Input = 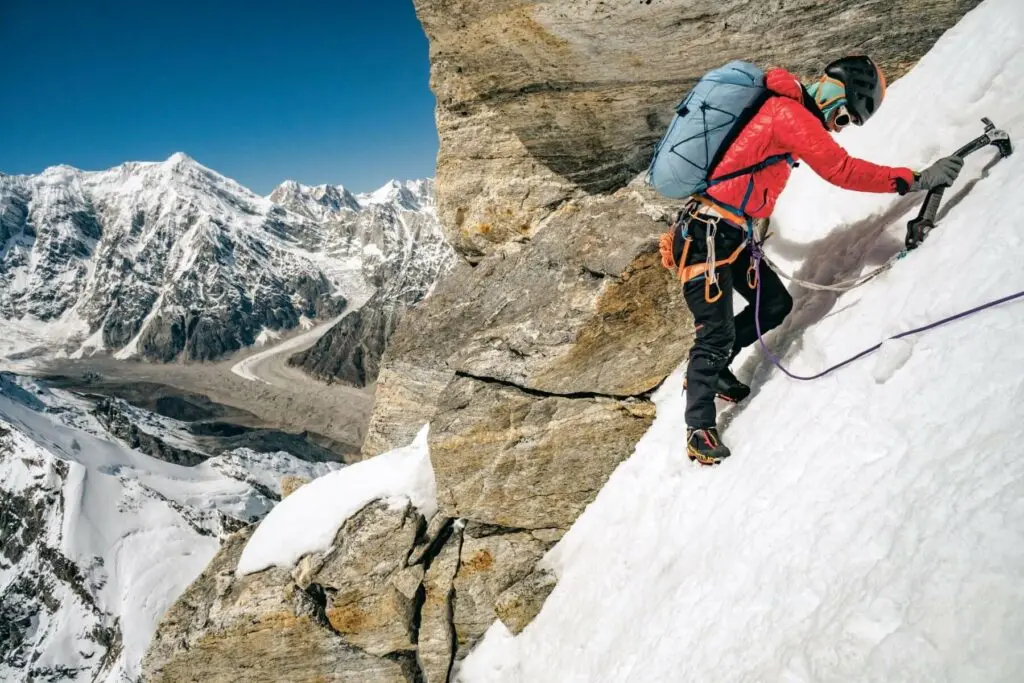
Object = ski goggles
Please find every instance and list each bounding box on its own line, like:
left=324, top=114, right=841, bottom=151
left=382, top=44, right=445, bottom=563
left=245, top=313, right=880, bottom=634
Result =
left=830, top=104, right=854, bottom=130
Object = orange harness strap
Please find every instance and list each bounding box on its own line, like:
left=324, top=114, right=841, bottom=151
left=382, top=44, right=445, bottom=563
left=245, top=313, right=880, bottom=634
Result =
left=690, top=195, right=748, bottom=227
left=675, top=241, right=746, bottom=284
left=659, top=199, right=752, bottom=303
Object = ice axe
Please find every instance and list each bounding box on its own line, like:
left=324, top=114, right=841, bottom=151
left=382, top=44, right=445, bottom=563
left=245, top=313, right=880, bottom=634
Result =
left=905, top=117, right=1013, bottom=250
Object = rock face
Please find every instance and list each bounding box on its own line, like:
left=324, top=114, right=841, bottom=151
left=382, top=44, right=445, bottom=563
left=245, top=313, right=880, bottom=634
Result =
left=494, top=567, right=558, bottom=636
left=431, top=375, right=656, bottom=530
left=306, top=502, right=422, bottom=656
left=142, top=527, right=418, bottom=683
left=416, top=523, right=462, bottom=683
left=414, top=0, right=981, bottom=261
left=452, top=526, right=552, bottom=654
left=363, top=187, right=687, bottom=458
left=349, top=0, right=980, bottom=658
left=144, top=506, right=416, bottom=683
left=142, top=502, right=560, bottom=683
left=144, top=501, right=455, bottom=683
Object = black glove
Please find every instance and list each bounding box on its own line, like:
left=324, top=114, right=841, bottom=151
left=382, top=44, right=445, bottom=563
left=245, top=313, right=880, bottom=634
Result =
left=909, top=156, right=964, bottom=192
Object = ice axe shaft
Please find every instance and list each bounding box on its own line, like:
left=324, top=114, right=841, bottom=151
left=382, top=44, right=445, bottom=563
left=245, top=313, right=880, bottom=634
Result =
left=905, top=117, right=1013, bottom=250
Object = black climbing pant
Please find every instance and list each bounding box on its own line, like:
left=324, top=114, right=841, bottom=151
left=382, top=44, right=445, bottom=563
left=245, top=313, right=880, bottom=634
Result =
left=680, top=218, right=793, bottom=428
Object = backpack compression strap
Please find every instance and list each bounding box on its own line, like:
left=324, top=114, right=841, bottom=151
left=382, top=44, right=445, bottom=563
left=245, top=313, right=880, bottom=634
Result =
left=705, top=153, right=794, bottom=195
left=703, top=152, right=795, bottom=238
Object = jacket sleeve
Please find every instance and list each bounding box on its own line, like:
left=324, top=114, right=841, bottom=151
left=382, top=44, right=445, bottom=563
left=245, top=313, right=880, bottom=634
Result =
left=771, top=98, right=916, bottom=194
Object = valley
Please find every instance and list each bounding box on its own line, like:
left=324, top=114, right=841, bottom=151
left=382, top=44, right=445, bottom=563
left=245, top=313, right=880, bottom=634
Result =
left=25, top=318, right=373, bottom=462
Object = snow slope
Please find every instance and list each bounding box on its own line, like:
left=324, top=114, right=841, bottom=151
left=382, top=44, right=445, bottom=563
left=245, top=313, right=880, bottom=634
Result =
left=236, top=425, right=435, bottom=575
left=458, top=1, right=1024, bottom=681
left=0, top=375, right=338, bottom=682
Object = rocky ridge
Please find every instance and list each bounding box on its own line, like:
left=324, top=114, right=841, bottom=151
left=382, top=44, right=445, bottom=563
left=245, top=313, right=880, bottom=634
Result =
left=0, top=157, right=451, bottom=370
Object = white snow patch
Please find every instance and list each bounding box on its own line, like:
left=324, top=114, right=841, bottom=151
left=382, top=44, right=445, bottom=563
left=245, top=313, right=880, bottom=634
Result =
left=457, top=1, right=1024, bottom=681
left=254, top=327, right=282, bottom=347
left=237, top=425, right=436, bottom=575
left=871, top=338, right=914, bottom=384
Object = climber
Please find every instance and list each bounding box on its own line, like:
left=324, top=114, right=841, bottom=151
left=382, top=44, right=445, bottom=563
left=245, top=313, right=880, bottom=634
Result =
left=675, top=56, right=964, bottom=465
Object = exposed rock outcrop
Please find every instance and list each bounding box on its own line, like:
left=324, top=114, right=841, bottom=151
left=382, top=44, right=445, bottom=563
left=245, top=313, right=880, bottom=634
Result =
left=415, top=0, right=981, bottom=261
left=431, top=375, right=656, bottom=530
left=494, top=566, right=558, bottom=636
left=363, top=188, right=686, bottom=458
left=143, top=503, right=428, bottom=683
left=416, top=522, right=462, bottom=683
left=143, top=500, right=562, bottom=682
left=300, top=501, right=422, bottom=656
left=452, top=526, right=552, bottom=655
left=355, top=0, right=979, bottom=648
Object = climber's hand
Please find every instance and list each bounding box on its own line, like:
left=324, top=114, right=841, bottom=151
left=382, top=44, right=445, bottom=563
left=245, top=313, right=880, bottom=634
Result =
left=909, top=156, right=965, bottom=192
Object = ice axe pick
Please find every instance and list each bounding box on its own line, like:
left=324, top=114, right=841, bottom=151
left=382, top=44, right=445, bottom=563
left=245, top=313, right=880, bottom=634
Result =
left=905, top=117, right=1013, bottom=250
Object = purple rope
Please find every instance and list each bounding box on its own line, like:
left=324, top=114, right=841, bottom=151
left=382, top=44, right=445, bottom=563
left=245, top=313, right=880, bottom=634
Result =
left=750, top=247, right=1024, bottom=381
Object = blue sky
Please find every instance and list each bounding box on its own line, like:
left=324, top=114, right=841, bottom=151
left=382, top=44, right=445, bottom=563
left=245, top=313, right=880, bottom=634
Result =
left=0, top=0, right=438, bottom=194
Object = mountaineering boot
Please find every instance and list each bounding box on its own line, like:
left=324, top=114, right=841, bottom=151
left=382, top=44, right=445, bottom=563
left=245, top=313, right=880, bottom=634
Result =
left=716, top=367, right=751, bottom=403
left=686, top=427, right=732, bottom=466
left=683, top=368, right=751, bottom=403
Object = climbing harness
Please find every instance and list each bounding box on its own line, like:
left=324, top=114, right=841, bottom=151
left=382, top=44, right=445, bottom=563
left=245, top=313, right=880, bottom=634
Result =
left=659, top=200, right=751, bottom=303
left=748, top=117, right=1016, bottom=380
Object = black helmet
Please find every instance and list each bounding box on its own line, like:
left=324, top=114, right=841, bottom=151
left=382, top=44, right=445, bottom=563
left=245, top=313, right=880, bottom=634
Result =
left=823, top=56, right=886, bottom=125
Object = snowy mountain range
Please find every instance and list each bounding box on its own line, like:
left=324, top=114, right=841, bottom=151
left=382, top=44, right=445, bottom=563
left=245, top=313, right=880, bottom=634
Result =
left=0, top=154, right=451, bottom=363
left=0, top=372, right=340, bottom=681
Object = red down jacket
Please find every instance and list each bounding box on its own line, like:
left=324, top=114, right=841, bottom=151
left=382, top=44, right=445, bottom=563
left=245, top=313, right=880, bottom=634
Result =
left=706, top=68, right=915, bottom=219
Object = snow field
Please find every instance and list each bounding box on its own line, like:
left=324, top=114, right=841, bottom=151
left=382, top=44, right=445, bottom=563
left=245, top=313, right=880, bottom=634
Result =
left=0, top=377, right=338, bottom=681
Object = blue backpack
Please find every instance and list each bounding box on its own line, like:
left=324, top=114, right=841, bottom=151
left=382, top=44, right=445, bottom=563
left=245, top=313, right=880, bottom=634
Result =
left=646, top=60, right=792, bottom=213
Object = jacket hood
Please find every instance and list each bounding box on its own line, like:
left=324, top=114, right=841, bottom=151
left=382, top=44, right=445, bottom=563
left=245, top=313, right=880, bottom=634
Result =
left=766, top=67, right=828, bottom=129
left=765, top=68, right=805, bottom=100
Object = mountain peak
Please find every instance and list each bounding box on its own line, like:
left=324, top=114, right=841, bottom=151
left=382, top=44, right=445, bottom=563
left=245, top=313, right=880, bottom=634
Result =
left=165, top=151, right=194, bottom=166
left=360, top=179, right=433, bottom=211
left=269, top=180, right=362, bottom=217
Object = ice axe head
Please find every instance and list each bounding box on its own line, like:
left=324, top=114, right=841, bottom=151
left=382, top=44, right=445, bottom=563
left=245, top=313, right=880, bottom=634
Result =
left=981, top=117, right=1013, bottom=157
